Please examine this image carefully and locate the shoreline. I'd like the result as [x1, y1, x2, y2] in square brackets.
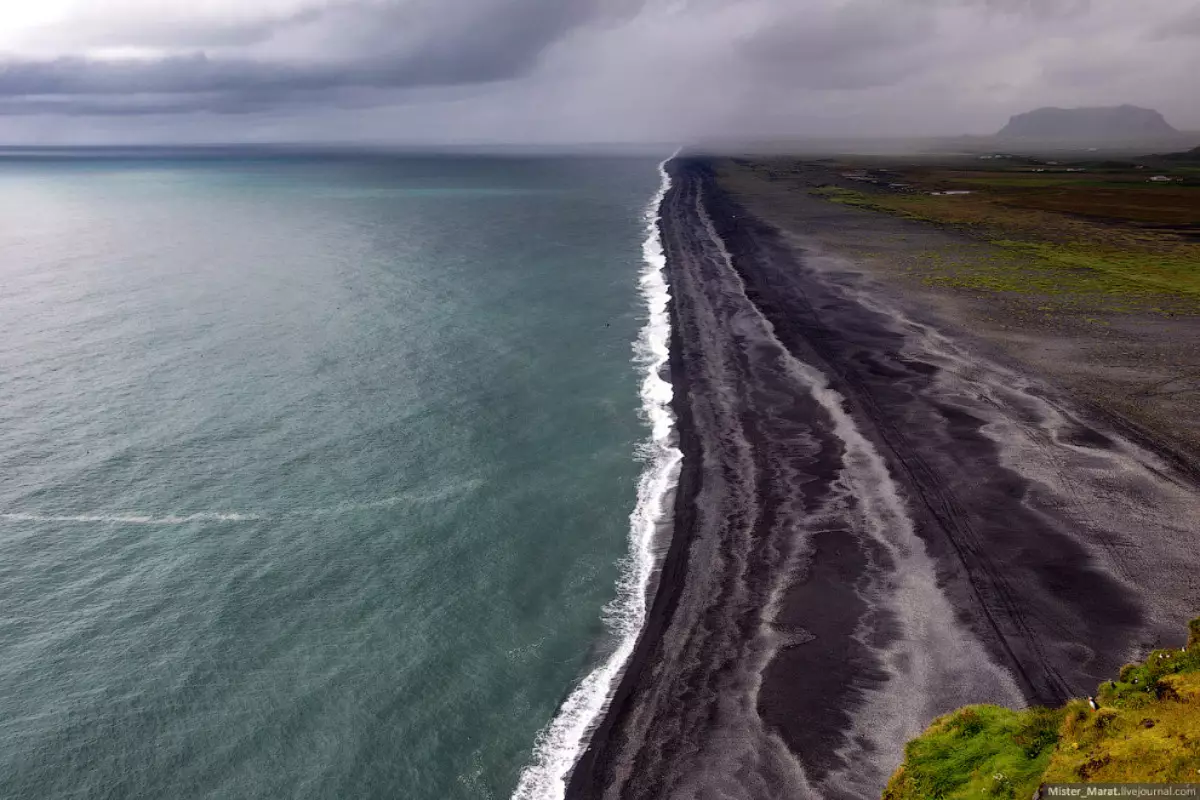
[513, 158, 683, 800]
[565, 276, 705, 798]
[565, 157, 1200, 799]
[565, 157, 705, 798]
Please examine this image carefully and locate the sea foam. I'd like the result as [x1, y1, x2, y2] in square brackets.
[510, 156, 682, 800]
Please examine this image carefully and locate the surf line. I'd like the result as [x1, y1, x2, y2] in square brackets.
[511, 154, 683, 800]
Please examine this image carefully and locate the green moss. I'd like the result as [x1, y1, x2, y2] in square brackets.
[884, 706, 1063, 800]
[985, 240, 1200, 300]
[884, 619, 1200, 799]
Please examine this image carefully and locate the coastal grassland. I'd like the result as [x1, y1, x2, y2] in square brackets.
[810, 180, 1200, 228]
[882, 705, 1064, 800]
[806, 184, 1200, 311]
[884, 620, 1200, 799]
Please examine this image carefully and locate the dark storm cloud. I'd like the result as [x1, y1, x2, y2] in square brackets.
[38, 5, 333, 50]
[0, 0, 622, 114]
[0, 89, 368, 117]
[0, 0, 1195, 142]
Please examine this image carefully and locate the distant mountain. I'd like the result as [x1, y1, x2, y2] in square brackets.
[998, 105, 1179, 140]
[1162, 145, 1200, 161]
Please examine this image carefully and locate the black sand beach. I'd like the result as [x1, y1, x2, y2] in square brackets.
[568, 158, 1200, 800]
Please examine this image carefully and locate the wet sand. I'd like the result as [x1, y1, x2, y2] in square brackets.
[567, 158, 1200, 800]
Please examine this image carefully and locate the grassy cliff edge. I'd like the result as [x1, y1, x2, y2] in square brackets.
[884, 619, 1200, 798]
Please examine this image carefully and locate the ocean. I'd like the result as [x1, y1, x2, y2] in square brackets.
[0, 150, 665, 799]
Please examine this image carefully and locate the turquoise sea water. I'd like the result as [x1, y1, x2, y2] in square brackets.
[0, 152, 659, 799]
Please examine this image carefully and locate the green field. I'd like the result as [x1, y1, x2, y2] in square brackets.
[884, 619, 1200, 799]
[809, 177, 1200, 312]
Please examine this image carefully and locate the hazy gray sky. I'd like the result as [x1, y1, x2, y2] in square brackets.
[0, 0, 1196, 144]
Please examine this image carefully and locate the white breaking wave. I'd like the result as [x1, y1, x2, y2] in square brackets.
[0, 511, 262, 525]
[0, 485, 485, 526]
[511, 155, 683, 800]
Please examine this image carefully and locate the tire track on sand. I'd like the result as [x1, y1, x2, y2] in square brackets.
[569, 161, 1022, 800]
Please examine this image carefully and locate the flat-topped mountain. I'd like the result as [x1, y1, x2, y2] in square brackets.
[999, 105, 1178, 140]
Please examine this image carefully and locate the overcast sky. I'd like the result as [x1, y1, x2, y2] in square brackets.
[0, 0, 1196, 145]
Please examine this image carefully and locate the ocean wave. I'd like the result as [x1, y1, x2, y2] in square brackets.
[0, 511, 262, 525]
[0, 483, 484, 526]
[511, 155, 684, 800]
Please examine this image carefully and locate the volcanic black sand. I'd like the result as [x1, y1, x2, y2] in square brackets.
[567, 158, 1200, 800]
